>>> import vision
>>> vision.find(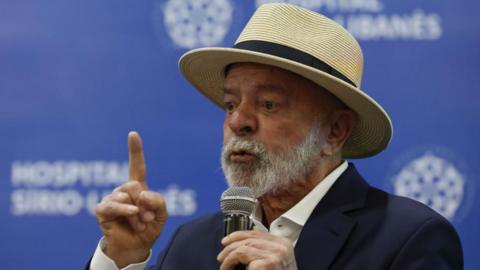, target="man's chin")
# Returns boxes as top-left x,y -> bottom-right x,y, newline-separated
226,176 -> 254,189
226,178 -> 271,198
